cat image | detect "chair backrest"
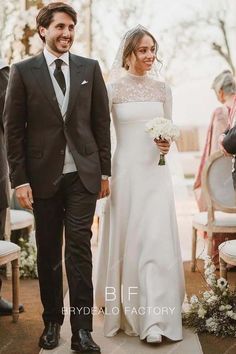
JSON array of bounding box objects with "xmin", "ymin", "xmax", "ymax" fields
[{"xmin": 202, "ymin": 151, "xmax": 236, "ymax": 212}]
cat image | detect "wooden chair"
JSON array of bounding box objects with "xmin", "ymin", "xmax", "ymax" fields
[
  {"xmin": 0, "ymin": 240, "xmax": 20, "ymax": 322},
  {"xmin": 10, "ymin": 209, "xmax": 34, "ymax": 234},
  {"xmin": 5, "ymin": 188, "xmax": 34, "ymax": 243},
  {"xmin": 191, "ymin": 151, "xmax": 236, "ymax": 271},
  {"xmin": 4, "ymin": 208, "xmax": 34, "ymax": 278},
  {"xmin": 219, "ymin": 240, "xmax": 236, "ymax": 280}
]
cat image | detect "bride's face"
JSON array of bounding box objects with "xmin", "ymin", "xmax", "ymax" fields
[{"xmin": 128, "ymin": 35, "xmax": 156, "ymax": 75}]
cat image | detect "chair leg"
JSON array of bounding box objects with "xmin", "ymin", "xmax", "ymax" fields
[
  {"xmin": 219, "ymin": 257, "xmax": 227, "ymax": 280},
  {"xmin": 191, "ymin": 227, "xmax": 197, "ymax": 272},
  {"xmin": 6, "ymin": 262, "xmax": 12, "ymax": 279},
  {"xmin": 12, "ymin": 258, "xmax": 19, "ymax": 322},
  {"xmin": 5, "ymin": 208, "xmax": 12, "ymax": 279},
  {"xmin": 207, "ymin": 230, "xmax": 213, "ymax": 258}
]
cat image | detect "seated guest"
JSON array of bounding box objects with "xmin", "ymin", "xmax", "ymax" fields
[
  {"xmin": 194, "ymin": 70, "xmax": 236, "ymax": 265},
  {"xmin": 0, "ymin": 59, "xmax": 24, "ymax": 315}
]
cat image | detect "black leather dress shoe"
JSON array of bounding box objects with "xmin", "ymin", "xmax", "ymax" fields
[
  {"xmin": 0, "ymin": 298, "xmax": 24, "ymax": 316},
  {"xmin": 38, "ymin": 322, "xmax": 60, "ymax": 350},
  {"xmin": 71, "ymin": 329, "xmax": 101, "ymax": 353}
]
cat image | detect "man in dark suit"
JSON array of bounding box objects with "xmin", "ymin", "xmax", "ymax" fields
[
  {"xmin": 0, "ymin": 60, "xmax": 24, "ymax": 316},
  {"xmin": 4, "ymin": 3, "xmax": 111, "ymax": 353},
  {"xmin": 0, "ymin": 61, "xmax": 9, "ymax": 234}
]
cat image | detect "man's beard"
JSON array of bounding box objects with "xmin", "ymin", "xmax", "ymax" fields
[{"xmin": 48, "ymin": 38, "xmax": 72, "ymax": 54}]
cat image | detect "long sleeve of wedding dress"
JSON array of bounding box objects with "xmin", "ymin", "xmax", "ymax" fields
[
  {"xmin": 95, "ymin": 72, "xmax": 185, "ymax": 341},
  {"xmin": 163, "ymin": 84, "xmax": 172, "ymax": 120}
]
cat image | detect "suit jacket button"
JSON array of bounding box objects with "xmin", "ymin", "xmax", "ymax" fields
[{"xmin": 60, "ymin": 150, "xmax": 64, "ymax": 155}]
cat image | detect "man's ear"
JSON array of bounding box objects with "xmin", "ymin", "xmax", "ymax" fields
[{"xmin": 39, "ymin": 26, "xmax": 46, "ymax": 39}]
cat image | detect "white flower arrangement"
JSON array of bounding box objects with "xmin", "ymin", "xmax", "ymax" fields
[
  {"xmin": 1, "ymin": 4, "xmax": 43, "ymax": 62},
  {"xmin": 145, "ymin": 117, "xmax": 180, "ymax": 165},
  {"xmin": 18, "ymin": 237, "xmax": 38, "ymax": 279},
  {"xmin": 183, "ymin": 256, "xmax": 236, "ymax": 337}
]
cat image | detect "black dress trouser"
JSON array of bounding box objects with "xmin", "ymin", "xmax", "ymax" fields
[{"xmin": 33, "ymin": 172, "xmax": 97, "ymax": 333}]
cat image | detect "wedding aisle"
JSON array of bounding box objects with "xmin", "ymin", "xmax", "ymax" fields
[
  {"xmin": 39, "ymin": 289, "xmax": 203, "ymax": 354},
  {"xmin": 40, "ymin": 189, "xmax": 203, "ymax": 354},
  {"xmin": 39, "ymin": 187, "xmax": 204, "ymax": 354}
]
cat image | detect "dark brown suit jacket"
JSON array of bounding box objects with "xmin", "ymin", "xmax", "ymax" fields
[
  {"xmin": 4, "ymin": 53, "xmax": 111, "ymax": 198},
  {"xmin": 0, "ymin": 65, "xmax": 10, "ymax": 209}
]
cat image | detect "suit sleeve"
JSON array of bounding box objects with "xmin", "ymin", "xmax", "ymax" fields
[
  {"xmin": 0, "ymin": 67, "xmax": 9, "ymax": 131},
  {"xmin": 3, "ymin": 64, "xmax": 29, "ymax": 188},
  {"xmin": 91, "ymin": 61, "xmax": 111, "ymax": 176},
  {"xmin": 222, "ymin": 124, "xmax": 236, "ymax": 154}
]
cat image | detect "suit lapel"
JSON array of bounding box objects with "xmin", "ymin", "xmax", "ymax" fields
[
  {"xmin": 31, "ymin": 53, "xmax": 63, "ymax": 121},
  {"xmin": 65, "ymin": 54, "xmax": 85, "ymax": 122}
]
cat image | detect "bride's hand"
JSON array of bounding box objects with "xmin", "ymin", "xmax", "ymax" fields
[{"xmin": 154, "ymin": 138, "xmax": 170, "ymax": 154}]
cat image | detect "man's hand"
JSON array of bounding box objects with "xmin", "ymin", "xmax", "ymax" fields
[
  {"xmin": 219, "ymin": 134, "xmax": 232, "ymax": 156},
  {"xmin": 99, "ymin": 180, "xmax": 110, "ymax": 199},
  {"xmin": 154, "ymin": 138, "xmax": 171, "ymax": 154},
  {"xmin": 15, "ymin": 185, "xmax": 34, "ymax": 210}
]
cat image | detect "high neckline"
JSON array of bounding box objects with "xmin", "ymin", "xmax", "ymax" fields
[{"xmin": 126, "ymin": 72, "xmax": 148, "ymax": 80}]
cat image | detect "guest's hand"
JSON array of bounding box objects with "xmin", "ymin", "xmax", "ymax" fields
[
  {"xmin": 99, "ymin": 180, "xmax": 110, "ymax": 199},
  {"xmin": 219, "ymin": 134, "xmax": 232, "ymax": 156},
  {"xmin": 154, "ymin": 138, "xmax": 170, "ymax": 154},
  {"xmin": 15, "ymin": 185, "xmax": 34, "ymax": 210}
]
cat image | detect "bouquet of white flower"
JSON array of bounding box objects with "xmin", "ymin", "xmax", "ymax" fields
[
  {"xmin": 145, "ymin": 117, "xmax": 180, "ymax": 165},
  {"xmin": 183, "ymin": 256, "xmax": 236, "ymax": 337}
]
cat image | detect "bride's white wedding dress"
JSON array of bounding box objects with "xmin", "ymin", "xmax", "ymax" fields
[{"xmin": 95, "ymin": 72, "xmax": 185, "ymax": 341}]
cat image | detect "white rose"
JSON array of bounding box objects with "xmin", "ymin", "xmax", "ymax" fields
[
  {"xmin": 205, "ymin": 318, "xmax": 218, "ymax": 332},
  {"xmin": 225, "ymin": 305, "xmax": 232, "ymax": 310},
  {"xmin": 206, "ymin": 276, "xmax": 216, "ymax": 286},
  {"xmin": 198, "ymin": 307, "xmax": 207, "ymax": 319},
  {"xmin": 206, "ymin": 295, "xmax": 218, "ymax": 303},
  {"xmin": 204, "ymin": 268, "xmax": 213, "ymax": 277},
  {"xmin": 203, "ymin": 291, "xmax": 211, "ymax": 300},
  {"xmin": 217, "ymin": 278, "xmax": 228, "ymax": 290},
  {"xmin": 219, "ymin": 305, "xmax": 225, "ymax": 311},
  {"xmin": 190, "ymin": 295, "xmax": 199, "ymax": 304},
  {"xmin": 209, "ymin": 264, "xmax": 216, "ymax": 273},
  {"xmin": 226, "ymin": 310, "xmax": 234, "ymax": 318}
]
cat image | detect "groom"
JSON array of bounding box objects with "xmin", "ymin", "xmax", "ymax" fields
[{"xmin": 4, "ymin": 2, "xmax": 110, "ymax": 353}]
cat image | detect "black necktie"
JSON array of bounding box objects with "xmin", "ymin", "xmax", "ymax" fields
[{"xmin": 54, "ymin": 59, "xmax": 66, "ymax": 95}]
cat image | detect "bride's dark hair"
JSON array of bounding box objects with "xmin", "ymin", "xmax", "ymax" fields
[{"xmin": 122, "ymin": 28, "xmax": 161, "ymax": 70}]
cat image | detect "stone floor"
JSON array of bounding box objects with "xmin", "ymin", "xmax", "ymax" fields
[{"xmin": 40, "ymin": 291, "xmax": 203, "ymax": 354}]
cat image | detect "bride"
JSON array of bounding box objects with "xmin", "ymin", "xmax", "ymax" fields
[{"xmin": 95, "ymin": 25, "xmax": 185, "ymax": 344}]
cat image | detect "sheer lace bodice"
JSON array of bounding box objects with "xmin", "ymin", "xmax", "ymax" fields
[{"xmin": 107, "ymin": 73, "xmax": 172, "ymax": 120}]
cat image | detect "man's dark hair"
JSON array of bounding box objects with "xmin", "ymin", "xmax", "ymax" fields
[{"xmin": 36, "ymin": 2, "xmax": 77, "ymax": 42}]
